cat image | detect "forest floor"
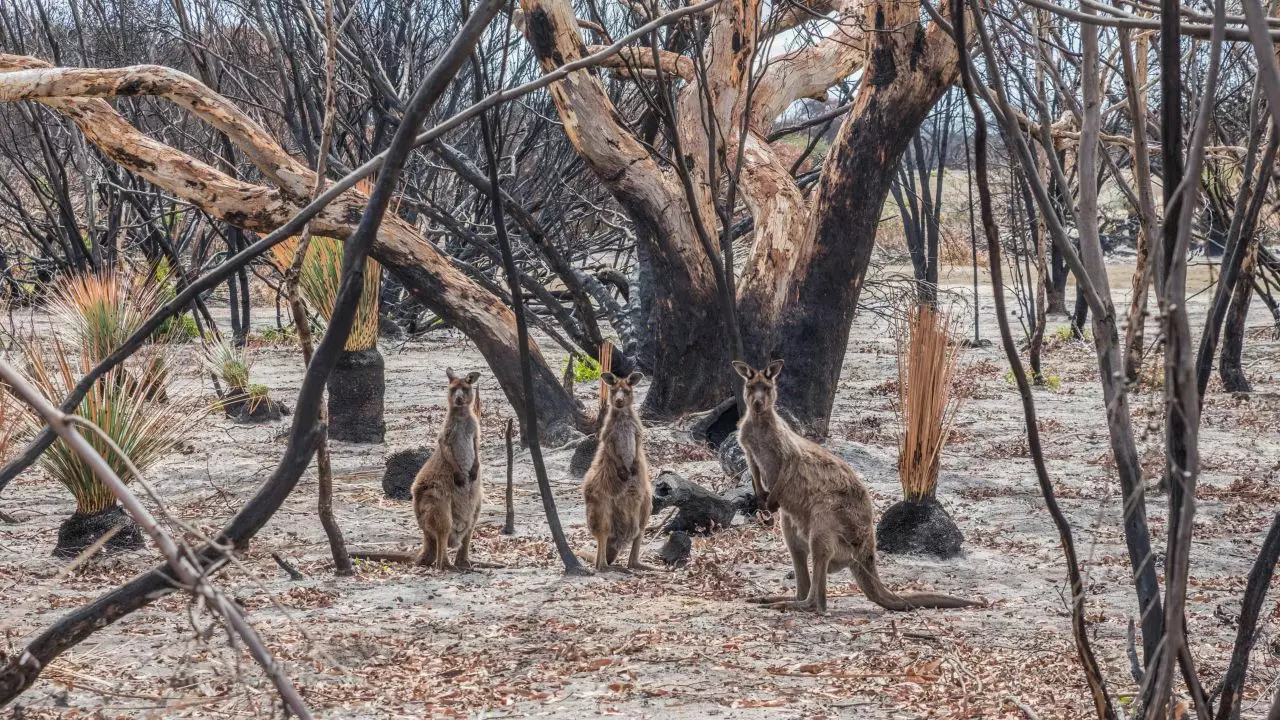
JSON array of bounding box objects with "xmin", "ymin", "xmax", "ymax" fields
[{"xmin": 2, "ymin": 260, "xmax": 1279, "ymax": 719}]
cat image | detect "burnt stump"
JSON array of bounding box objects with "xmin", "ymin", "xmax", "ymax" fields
[
  {"xmin": 328, "ymin": 348, "xmax": 386, "ymax": 444},
  {"xmin": 54, "ymin": 505, "xmax": 146, "ymax": 558},
  {"xmin": 383, "ymin": 447, "xmax": 433, "ymax": 500},
  {"xmin": 875, "ymin": 497, "xmax": 964, "ymax": 559}
]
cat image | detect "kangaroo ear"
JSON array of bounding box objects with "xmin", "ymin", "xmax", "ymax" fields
[
  {"xmin": 626, "ymin": 372, "xmax": 644, "ymax": 387},
  {"xmin": 466, "ymin": 371, "xmax": 481, "ymax": 384},
  {"xmin": 445, "ymin": 367, "xmax": 457, "ymax": 381},
  {"xmin": 764, "ymin": 358, "xmax": 785, "ymax": 379},
  {"xmin": 600, "ymin": 372, "xmax": 618, "ymax": 386},
  {"xmin": 731, "ymin": 361, "xmax": 753, "ymax": 380}
]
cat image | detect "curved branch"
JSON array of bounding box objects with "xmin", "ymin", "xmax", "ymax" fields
[
  {"xmin": 751, "ymin": 6, "xmax": 868, "ymax": 130},
  {"xmin": 0, "ymin": 56, "xmax": 313, "ymax": 200}
]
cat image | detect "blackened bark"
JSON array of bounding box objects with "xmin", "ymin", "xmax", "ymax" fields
[
  {"xmin": 1220, "ymin": 245, "xmax": 1256, "ymax": 393},
  {"xmin": 327, "ymin": 348, "xmax": 386, "ymax": 444},
  {"xmin": 775, "ymin": 21, "xmax": 954, "ymax": 435},
  {"xmin": 630, "ymin": 217, "xmax": 732, "ymax": 419},
  {"xmin": 1071, "ymin": 282, "xmax": 1089, "ymax": 339},
  {"xmin": 1048, "ymin": 231, "xmax": 1069, "ymax": 315}
]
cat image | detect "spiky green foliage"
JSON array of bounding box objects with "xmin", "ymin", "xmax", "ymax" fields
[
  {"xmin": 21, "ymin": 342, "xmax": 202, "ymax": 515},
  {"xmin": 563, "ymin": 354, "xmax": 603, "ymax": 384},
  {"xmin": 203, "ymin": 339, "xmax": 253, "ymax": 392},
  {"xmin": 271, "ymin": 236, "xmax": 382, "ymax": 352},
  {"xmin": 49, "ymin": 270, "xmax": 164, "ymax": 363}
]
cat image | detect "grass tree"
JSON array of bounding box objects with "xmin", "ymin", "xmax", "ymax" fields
[
  {"xmin": 201, "ymin": 338, "xmax": 283, "ymax": 422},
  {"xmin": 48, "ymin": 269, "xmax": 170, "ymax": 400},
  {"xmin": 876, "ymin": 303, "xmax": 967, "ymax": 559},
  {"xmin": 272, "ymin": 235, "xmax": 385, "ymax": 444},
  {"xmin": 20, "ymin": 342, "xmax": 201, "ymax": 557}
]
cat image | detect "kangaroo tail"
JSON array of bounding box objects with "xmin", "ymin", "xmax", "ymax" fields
[{"xmin": 852, "ymin": 559, "xmax": 980, "ymax": 611}]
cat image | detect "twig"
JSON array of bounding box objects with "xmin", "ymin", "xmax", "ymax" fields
[
  {"xmin": 271, "ymin": 552, "xmax": 306, "ymax": 581},
  {"xmin": 503, "ymin": 417, "xmax": 516, "ymax": 535}
]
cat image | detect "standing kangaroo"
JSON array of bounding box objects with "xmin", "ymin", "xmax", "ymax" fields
[
  {"xmin": 411, "ymin": 368, "xmax": 484, "ymax": 570},
  {"xmin": 581, "ymin": 371, "xmax": 656, "ymax": 572},
  {"xmin": 732, "ymin": 359, "xmax": 979, "ymax": 613}
]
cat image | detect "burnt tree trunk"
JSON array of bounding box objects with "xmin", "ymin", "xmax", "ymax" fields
[
  {"xmin": 1220, "ymin": 244, "xmax": 1256, "ymax": 393},
  {"xmin": 327, "ymin": 348, "xmax": 386, "ymax": 443},
  {"xmin": 770, "ymin": 3, "xmax": 956, "ymax": 436},
  {"xmin": 1047, "ymin": 232, "xmax": 1069, "ymax": 315}
]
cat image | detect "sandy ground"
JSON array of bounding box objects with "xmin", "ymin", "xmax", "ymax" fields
[{"xmin": 1, "ymin": 262, "xmax": 1279, "ymax": 719}]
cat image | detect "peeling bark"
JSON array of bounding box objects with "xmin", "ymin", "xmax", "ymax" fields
[{"xmin": 0, "ymin": 54, "xmax": 587, "ymax": 439}]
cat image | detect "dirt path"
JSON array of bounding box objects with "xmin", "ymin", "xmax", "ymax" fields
[{"xmin": 1, "ymin": 267, "xmax": 1278, "ymax": 718}]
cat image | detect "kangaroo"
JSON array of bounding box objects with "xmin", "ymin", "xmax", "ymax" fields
[
  {"xmin": 411, "ymin": 368, "xmax": 484, "ymax": 570},
  {"xmin": 732, "ymin": 359, "xmax": 979, "ymax": 613},
  {"xmin": 581, "ymin": 371, "xmax": 656, "ymax": 572}
]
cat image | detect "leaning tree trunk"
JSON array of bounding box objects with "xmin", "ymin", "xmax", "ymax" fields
[
  {"xmin": 767, "ymin": 0, "xmax": 958, "ymax": 436},
  {"xmin": 327, "ymin": 347, "xmax": 386, "ymax": 443}
]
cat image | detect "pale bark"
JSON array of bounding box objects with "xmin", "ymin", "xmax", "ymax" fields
[
  {"xmin": 519, "ymin": 0, "xmax": 953, "ymax": 431},
  {"xmin": 0, "ymin": 54, "xmax": 587, "ymax": 439}
]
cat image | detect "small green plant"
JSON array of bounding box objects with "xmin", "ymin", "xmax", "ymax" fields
[
  {"xmin": 564, "ymin": 354, "xmax": 603, "ymax": 384},
  {"xmin": 1004, "ymin": 369, "xmax": 1062, "ymax": 390},
  {"xmin": 1053, "ymin": 326, "xmax": 1075, "ymax": 342},
  {"xmin": 256, "ymin": 326, "xmax": 298, "ymax": 344},
  {"xmin": 155, "ymin": 312, "xmax": 200, "ymax": 343},
  {"xmin": 246, "ymin": 383, "xmax": 271, "ymax": 412},
  {"xmin": 203, "ymin": 339, "xmax": 253, "ymax": 392}
]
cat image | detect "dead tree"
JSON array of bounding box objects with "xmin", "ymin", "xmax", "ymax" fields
[
  {"xmin": 0, "ymin": 54, "xmax": 588, "ymax": 444},
  {"xmin": 519, "ymin": 0, "xmax": 962, "ymax": 434}
]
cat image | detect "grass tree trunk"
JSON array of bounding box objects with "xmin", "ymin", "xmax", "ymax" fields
[{"xmin": 327, "ymin": 347, "xmax": 386, "ymax": 443}]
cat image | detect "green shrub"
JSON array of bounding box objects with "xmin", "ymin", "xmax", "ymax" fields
[
  {"xmin": 564, "ymin": 354, "xmax": 602, "ymax": 384},
  {"xmin": 256, "ymin": 326, "xmax": 298, "ymax": 344},
  {"xmin": 21, "ymin": 343, "xmax": 202, "ymax": 514},
  {"xmin": 203, "ymin": 339, "xmax": 253, "ymax": 391},
  {"xmin": 1004, "ymin": 369, "xmax": 1062, "ymax": 390}
]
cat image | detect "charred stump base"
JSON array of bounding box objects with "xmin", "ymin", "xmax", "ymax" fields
[
  {"xmin": 569, "ymin": 437, "xmax": 598, "ymax": 480},
  {"xmin": 875, "ymin": 497, "xmax": 964, "ymax": 559},
  {"xmin": 383, "ymin": 447, "xmax": 433, "ymax": 500},
  {"xmin": 328, "ymin": 348, "xmax": 386, "ymax": 444},
  {"xmin": 659, "ymin": 531, "xmax": 692, "ymax": 567},
  {"xmin": 1221, "ymin": 367, "xmax": 1252, "ymax": 394},
  {"xmin": 222, "ymin": 393, "xmax": 287, "ymax": 424},
  {"xmin": 238, "ymin": 398, "xmax": 287, "ymax": 423},
  {"xmin": 54, "ymin": 505, "xmax": 145, "ymax": 558}
]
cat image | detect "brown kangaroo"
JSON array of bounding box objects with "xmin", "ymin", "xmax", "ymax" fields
[
  {"xmin": 732, "ymin": 359, "xmax": 979, "ymax": 613},
  {"xmin": 581, "ymin": 371, "xmax": 656, "ymax": 572},
  {"xmin": 411, "ymin": 368, "xmax": 484, "ymax": 570}
]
